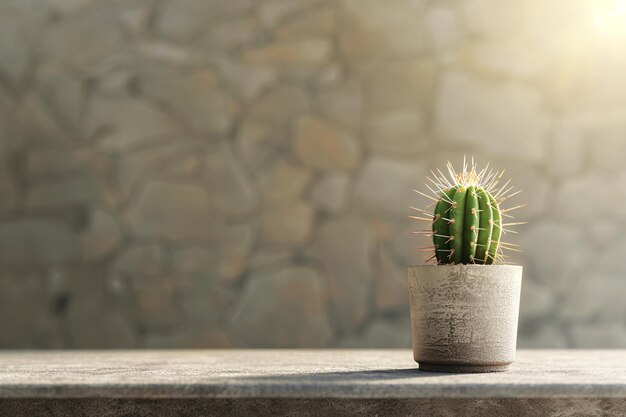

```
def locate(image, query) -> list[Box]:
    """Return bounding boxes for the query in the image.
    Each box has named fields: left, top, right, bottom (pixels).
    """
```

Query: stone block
left=66, top=296, right=135, bottom=348
left=0, top=174, right=16, bottom=212
left=461, top=40, right=546, bottom=80
left=118, top=141, right=200, bottom=198
left=392, top=218, right=421, bottom=266
left=354, top=157, right=426, bottom=215
left=570, top=323, right=626, bottom=348
left=249, top=85, right=309, bottom=126
left=275, top=8, right=336, bottom=39
left=373, top=247, right=408, bottom=313
left=243, top=38, right=331, bottom=69
left=492, top=160, right=550, bottom=220
left=259, top=0, right=322, bottom=29
left=260, top=158, right=312, bottom=206
left=463, top=0, right=526, bottom=36
left=155, top=0, right=252, bottom=41
left=180, top=273, right=234, bottom=321
left=44, top=4, right=124, bottom=69
left=111, top=243, right=165, bottom=281
left=366, top=59, right=434, bottom=113
left=26, top=149, right=111, bottom=180
left=173, top=247, right=214, bottom=276
left=36, top=65, right=84, bottom=128
left=339, top=317, right=411, bottom=349
left=562, top=238, right=626, bottom=323
left=306, top=216, right=372, bottom=331
left=547, top=125, right=587, bottom=177
left=366, top=110, right=426, bottom=154
left=127, top=182, right=216, bottom=241
left=293, top=116, right=361, bottom=171
left=248, top=249, right=293, bottom=270
left=588, top=126, right=626, bottom=172
left=0, top=272, right=55, bottom=347
left=235, top=121, right=278, bottom=168
left=208, top=17, right=258, bottom=49
left=563, top=271, right=626, bottom=323
left=315, top=63, right=344, bottom=89
left=259, top=203, right=314, bottom=245
left=134, top=40, right=195, bottom=66
left=213, top=57, right=277, bottom=103
left=79, top=210, right=122, bottom=260
left=310, top=174, right=349, bottom=213
left=119, top=4, right=153, bottom=33
left=205, top=143, right=256, bottom=215
left=340, top=0, right=427, bottom=57
left=426, top=5, right=463, bottom=51
left=86, top=98, right=178, bottom=151
left=27, top=177, right=114, bottom=209
left=8, top=95, right=71, bottom=146
left=0, top=220, right=74, bottom=266
left=518, top=276, right=556, bottom=320
left=133, top=281, right=181, bottom=328
left=554, top=172, right=626, bottom=222
left=517, top=321, right=569, bottom=349
left=316, top=81, right=363, bottom=129
left=0, top=6, right=31, bottom=86
left=229, top=266, right=331, bottom=347
left=173, top=223, right=253, bottom=282
left=141, top=70, right=239, bottom=135
left=519, top=222, right=593, bottom=289
left=435, top=71, right=549, bottom=162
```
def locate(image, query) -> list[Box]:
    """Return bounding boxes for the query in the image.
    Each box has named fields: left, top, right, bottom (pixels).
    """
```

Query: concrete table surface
left=0, top=349, right=624, bottom=416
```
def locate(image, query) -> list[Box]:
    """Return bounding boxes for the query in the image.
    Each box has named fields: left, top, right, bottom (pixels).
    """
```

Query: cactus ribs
left=411, top=157, right=526, bottom=265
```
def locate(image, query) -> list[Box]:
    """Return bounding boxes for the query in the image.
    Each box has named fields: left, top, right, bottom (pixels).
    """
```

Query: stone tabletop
left=0, top=350, right=626, bottom=398
left=0, top=350, right=624, bottom=399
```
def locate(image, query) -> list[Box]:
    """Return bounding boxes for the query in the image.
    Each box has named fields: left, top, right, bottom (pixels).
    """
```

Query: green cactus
left=411, top=158, right=525, bottom=265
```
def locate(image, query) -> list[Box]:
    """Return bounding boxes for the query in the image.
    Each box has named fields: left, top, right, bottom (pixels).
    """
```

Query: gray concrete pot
left=407, top=264, right=522, bottom=373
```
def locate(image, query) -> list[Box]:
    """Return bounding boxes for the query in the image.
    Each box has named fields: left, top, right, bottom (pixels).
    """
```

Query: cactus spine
left=412, top=158, right=525, bottom=265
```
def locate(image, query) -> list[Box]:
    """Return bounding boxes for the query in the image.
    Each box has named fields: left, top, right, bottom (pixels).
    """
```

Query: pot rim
left=407, top=264, right=522, bottom=270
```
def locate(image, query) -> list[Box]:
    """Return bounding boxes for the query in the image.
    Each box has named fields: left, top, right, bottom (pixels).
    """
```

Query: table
left=0, top=350, right=624, bottom=416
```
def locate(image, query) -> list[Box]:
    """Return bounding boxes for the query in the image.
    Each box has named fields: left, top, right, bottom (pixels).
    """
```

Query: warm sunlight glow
left=592, top=0, right=626, bottom=37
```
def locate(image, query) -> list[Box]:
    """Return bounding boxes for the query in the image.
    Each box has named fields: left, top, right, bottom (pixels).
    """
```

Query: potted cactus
left=408, top=158, right=525, bottom=373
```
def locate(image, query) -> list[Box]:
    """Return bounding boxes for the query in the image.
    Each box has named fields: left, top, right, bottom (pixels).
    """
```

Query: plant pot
left=407, top=264, right=522, bottom=373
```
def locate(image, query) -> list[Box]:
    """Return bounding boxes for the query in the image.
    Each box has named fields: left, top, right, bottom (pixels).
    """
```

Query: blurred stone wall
left=0, top=0, right=624, bottom=348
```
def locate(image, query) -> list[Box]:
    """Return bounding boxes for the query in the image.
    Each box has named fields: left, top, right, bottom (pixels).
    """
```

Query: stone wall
left=0, top=0, right=624, bottom=348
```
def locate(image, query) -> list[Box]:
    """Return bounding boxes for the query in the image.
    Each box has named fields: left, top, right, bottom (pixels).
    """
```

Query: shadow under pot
left=407, top=264, right=522, bottom=373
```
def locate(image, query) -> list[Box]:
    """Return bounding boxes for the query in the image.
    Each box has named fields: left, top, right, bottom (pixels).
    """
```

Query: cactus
left=411, top=158, right=526, bottom=265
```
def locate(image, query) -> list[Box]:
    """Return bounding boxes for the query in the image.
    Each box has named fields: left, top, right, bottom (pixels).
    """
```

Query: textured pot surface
left=407, top=265, right=522, bottom=373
